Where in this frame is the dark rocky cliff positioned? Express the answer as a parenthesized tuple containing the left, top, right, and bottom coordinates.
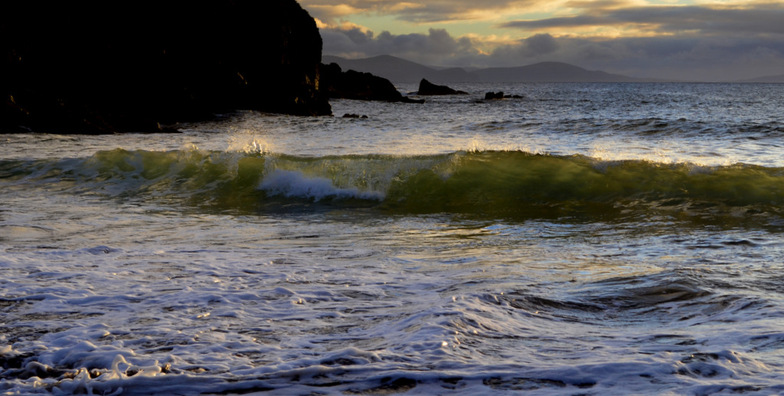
(1, 0, 331, 134)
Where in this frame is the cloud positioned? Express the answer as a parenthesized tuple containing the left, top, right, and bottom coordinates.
(496, 33, 784, 80)
(321, 27, 481, 65)
(491, 33, 560, 59)
(501, 3, 784, 36)
(308, 1, 784, 80)
(302, 0, 784, 36)
(321, 24, 784, 80)
(300, 0, 551, 24)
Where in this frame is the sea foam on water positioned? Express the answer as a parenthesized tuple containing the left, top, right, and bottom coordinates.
(2, 83, 784, 394)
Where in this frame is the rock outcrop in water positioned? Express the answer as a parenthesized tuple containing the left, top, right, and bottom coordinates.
(320, 63, 424, 104)
(417, 79, 468, 95)
(0, 0, 331, 134)
(485, 92, 505, 100)
(484, 91, 523, 100)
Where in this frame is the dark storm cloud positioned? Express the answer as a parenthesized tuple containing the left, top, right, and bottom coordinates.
(321, 27, 480, 64)
(487, 34, 784, 81)
(377, 0, 534, 23)
(321, 24, 784, 81)
(501, 4, 784, 35)
(490, 33, 560, 59)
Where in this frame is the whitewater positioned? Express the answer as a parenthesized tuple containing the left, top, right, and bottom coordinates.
(2, 82, 784, 395)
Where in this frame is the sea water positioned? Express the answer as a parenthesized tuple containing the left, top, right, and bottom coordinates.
(2, 83, 784, 395)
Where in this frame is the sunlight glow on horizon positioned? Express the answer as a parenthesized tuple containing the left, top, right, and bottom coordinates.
(302, 0, 707, 36)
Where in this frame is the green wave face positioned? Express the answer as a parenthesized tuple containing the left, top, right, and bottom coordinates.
(4, 149, 784, 225)
(384, 151, 784, 220)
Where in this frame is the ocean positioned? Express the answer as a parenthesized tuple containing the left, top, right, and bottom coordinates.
(2, 82, 784, 395)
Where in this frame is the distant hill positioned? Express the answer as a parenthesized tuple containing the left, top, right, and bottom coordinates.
(322, 55, 648, 83)
(740, 74, 784, 83)
(322, 55, 478, 83)
(472, 62, 645, 83)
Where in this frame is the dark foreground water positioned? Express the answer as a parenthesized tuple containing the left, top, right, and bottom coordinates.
(2, 83, 784, 395)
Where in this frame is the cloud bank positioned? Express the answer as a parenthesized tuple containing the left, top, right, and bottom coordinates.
(303, 1, 784, 81)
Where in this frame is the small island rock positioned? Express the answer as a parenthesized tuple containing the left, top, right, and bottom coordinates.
(417, 79, 468, 95)
(484, 91, 523, 100)
(321, 63, 424, 103)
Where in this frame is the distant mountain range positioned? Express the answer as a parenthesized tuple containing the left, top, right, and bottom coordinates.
(741, 74, 784, 83)
(322, 55, 655, 84)
(323, 55, 784, 84)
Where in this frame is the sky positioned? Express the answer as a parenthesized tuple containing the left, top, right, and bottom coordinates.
(298, 0, 784, 81)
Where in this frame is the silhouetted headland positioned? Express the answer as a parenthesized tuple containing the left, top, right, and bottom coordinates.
(1, 0, 331, 134)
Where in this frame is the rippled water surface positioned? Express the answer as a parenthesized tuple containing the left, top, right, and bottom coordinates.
(2, 83, 784, 395)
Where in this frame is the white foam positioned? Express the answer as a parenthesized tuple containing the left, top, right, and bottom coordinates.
(0, 344, 15, 357)
(3, 83, 784, 395)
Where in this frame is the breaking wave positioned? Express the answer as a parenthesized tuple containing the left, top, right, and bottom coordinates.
(3, 148, 784, 224)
